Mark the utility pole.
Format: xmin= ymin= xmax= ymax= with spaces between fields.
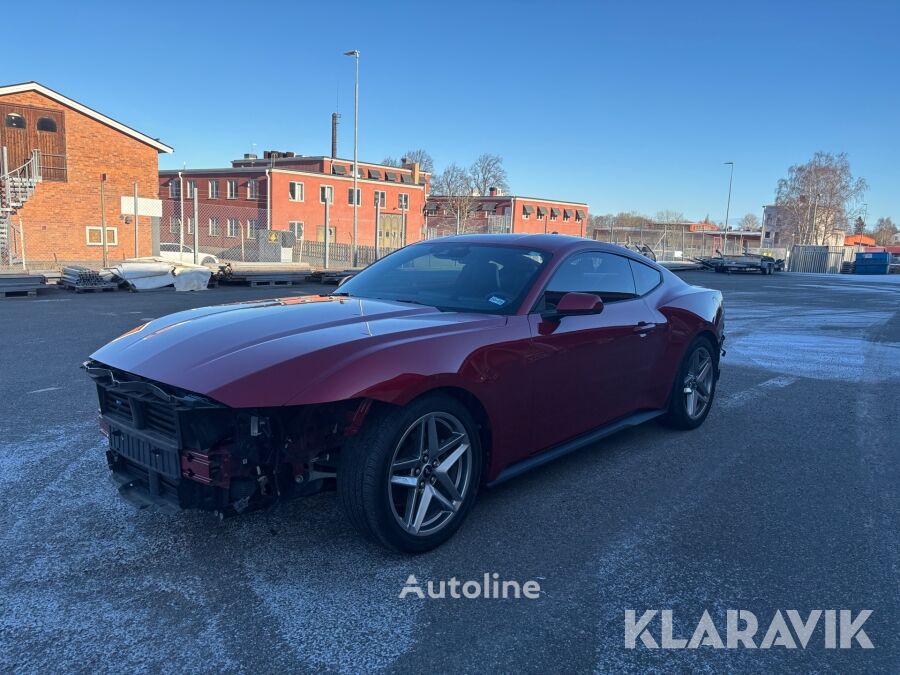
xmin=100 ymin=173 xmax=108 ymax=268
xmin=133 ymin=183 xmax=139 ymax=258
xmin=344 ymin=49 xmax=360 ymax=267
xmin=193 ymin=191 xmax=200 ymax=264
xmin=723 ymin=161 xmax=734 ymax=254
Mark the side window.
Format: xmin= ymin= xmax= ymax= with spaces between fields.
xmin=629 ymin=259 xmax=662 ymax=296
xmin=4 ymin=113 xmax=26 ymax=128
xmin=543 ymin=251 xmax=636 ymax=308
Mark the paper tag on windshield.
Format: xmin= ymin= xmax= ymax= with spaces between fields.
xmin=488 ymin=296 xmax=506 ymax=306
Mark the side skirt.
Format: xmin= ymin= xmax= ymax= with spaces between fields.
xmin=486 ymin=409 xmax=665 ymax=487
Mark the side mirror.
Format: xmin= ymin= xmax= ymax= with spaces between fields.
xmin=548 ymin=292 xmax=604 ymax=319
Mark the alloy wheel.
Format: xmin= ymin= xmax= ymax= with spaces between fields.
xmin=388 ymin=412 xmax=473 ymax=536
xmin=683 ymin=346 xmax=714 ymax=420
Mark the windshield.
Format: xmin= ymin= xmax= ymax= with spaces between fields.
xmin=335 ymin=242 xmax=551 ymax=314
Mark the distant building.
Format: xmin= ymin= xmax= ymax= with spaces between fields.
xmin=159 ymin=152 xmax=429 ymax=253
xmin=1 ymin=81 xmax=171 ymax=268
xmin=763 ymin=203 xmax=845 ymax=248
xmin=425 ymin=189 xmax=587 ymax=238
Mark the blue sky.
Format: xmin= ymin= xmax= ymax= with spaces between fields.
xmin=5 ymin=0 xmax=899 ymax=225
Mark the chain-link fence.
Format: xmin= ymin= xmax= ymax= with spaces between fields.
xmin=588 ymin=225 xmax=787 ymax=261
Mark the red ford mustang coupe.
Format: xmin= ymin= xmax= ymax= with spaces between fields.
xmin=86 ymin=235 xmax=724 ymax=552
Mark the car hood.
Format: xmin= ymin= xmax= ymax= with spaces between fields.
xmin=90 ymin=295 xmax=505 ymax=407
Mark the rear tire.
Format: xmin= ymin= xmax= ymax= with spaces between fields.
xmin=659 ymin=337 xmax=718 ymax=430
xmin=338 ymin=394 xmax=482 ymax=553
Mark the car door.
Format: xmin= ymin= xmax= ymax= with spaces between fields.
xmin=526 ymin=250 xmax=665 ymax=451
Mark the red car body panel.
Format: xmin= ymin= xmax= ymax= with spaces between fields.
xmin=90 ymin=235 xmax=723 ymax=483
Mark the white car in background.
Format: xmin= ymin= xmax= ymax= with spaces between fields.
xmin=158 ymin=243 xmax=219 ymax=266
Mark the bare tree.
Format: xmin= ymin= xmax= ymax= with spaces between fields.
xmin=381 ymin=157 xmax=400 ymax=167
xmin=469 ymin=154 xmax=510 ymax=196
xmin=775 ymin=152 xmax=867 ymax=246
xmin=873 ymin=216 xmax=897 ymax=246
xmin=401 ymin=149 xmax=434 ymax=173
xmin=431 ymin=163 xmax=479 ymax=234
xmin=738 ymin=213 xmax=761 ymax=231
xmin=654 ymin=210 xmax=685 ymax=224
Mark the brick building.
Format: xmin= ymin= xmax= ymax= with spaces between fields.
xmin=0 ymin=82 xmax=172 ymax=269
xmin=158 ymin=153 xmax=430 ymax=260
xmin=425 ymin=190 xmax=588 ymax=239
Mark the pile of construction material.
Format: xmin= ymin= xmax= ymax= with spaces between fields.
xmin=0 ymin=272 xmax=46 ymax=298
xmin=60 ymin=266 xmax=119 ymax=292
xmin=110 ymin=258 xmax=212 ymax=291
xmin=305 ymin=270 xmax=358 ymax=285
xmin=217 ymin=262 xmax=313 ymax=287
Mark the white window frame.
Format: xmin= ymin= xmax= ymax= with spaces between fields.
xmin=227 ymin=218 xmax=239 ymax=238
xmin=226 ymin=179 xmax=238 ymax=200
xmin=289 ymin=181 xmax=305 ymax=202
xmin=208 ymin=180 xmax=219 ymax=199
xmin=247 ymin=179 xmax=259 ymax=199
xmin=186 ymin=216 xmax=195 ymax=234
xmin=208 ymin=217 xmax=220 ymax=236
xmin=168 ymin=180 xmax=180 ymax=199
xmin=374 ymin=190 xmax=386 ymax=207
xmin=398 ymin=192 xmax=409 ymax=210
xmin=320 ymin=185 xmax=334 ymax=204
xmin=169 ymin=216 xmax=181 ymax=234
xmin=348 ymin=187 xmax=361 ymax=205
xmin=247 ymin=218 xmax=259 ymax=239
xmin=563 ymin=212 xmax=571 ymax=222
xmin=186 ymin=180 xmax=196 ymax=199
xmin=288 ymin=221 xmax=304 ymax=239
xmin=86 ymin=226 xmax=118 ymax=246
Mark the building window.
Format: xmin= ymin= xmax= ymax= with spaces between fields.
xmin=169 ymin=216 xmax=181 ymax=234
xmin=227 ymin=218 xmax=239 ymax=238
xmin=186 ymin=217 xmax=195 ymax=234
xmin=186 ymin=180 xmax=196 ymax=199
xmin=247 ymin=179 xmax=259 ymax=199
xmin=247 ymin=218 xmax=259 ymax=239
xmin=289 ymin=181 xmax=305 ymax=201
xmin=320 ymin=185 xmax=334 ymax=204
xmin=374 ymin=190 xmax=386 ymax=207
xmin=348 ymin=187 xmax=361 ymax=205
xmin=36 ymin=117 xmax=58 ymax=132
xmin=288 ymin=221 xmax=304 ymax=239
xmin=226 ymin=179 xmax=237 ymax=199
xmin=85 ymin=226 xmax=118 ymax=246
xmin=208 ymin=180 xmax=219 ymax=199
xmin=4 ymin=113 xmax=25 ymax=129
xmin=563 ymin=210 xmax=571 ymax=222
xmin=169 ymin=180 xmax=181 ymax=199
xmin=209 ymin=217 xmax=220 ymax=236
xmin=398 ymin=193 xmax=409 ymax=210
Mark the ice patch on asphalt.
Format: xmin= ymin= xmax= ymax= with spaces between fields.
xmin=724 ymin=304 xmax=899 ymax=383
xmin=0 ymin=422 xmax=425 ymax=673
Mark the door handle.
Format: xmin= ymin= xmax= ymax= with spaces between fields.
xmin=633 ymin=321 xmax=657 ymax=336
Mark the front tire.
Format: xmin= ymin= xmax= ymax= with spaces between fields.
xmin=338 ymin=394 xmax=482 ymax=553
xmin=660 ymin=337 xmax=718 ymax=430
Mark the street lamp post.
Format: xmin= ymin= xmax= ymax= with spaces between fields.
xmin=723 ymin=161 xmax=734 ymax=254
xmin=344 ymin=49 xmax=360 ymax=267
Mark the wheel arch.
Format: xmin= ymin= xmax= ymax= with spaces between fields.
xmin=360 ymin=385 xmax=494 ymax=485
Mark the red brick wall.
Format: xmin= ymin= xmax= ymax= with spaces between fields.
xmin=1 ymin=90 xmax=162 ymax=268
xmin=268 ymin=170 xmax=427 ymax=246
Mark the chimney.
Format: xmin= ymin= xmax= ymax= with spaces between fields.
xmin=411 ymin=162 xmax=420 ymax=186
xmin=331 ymin=112 xmax=340 ymax=158
xmin=489 ymin=186 xmax=498 ymax=197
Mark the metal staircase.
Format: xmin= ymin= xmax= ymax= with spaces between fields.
xmin=1 ymin=148 xmax=41 ymax=265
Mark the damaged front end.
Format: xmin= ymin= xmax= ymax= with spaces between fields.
xmin=84 ymin=360 xmax=357 ymax=517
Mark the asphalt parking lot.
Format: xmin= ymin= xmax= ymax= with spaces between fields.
xmin=1 ymin=272 xmax=898 ymax=674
